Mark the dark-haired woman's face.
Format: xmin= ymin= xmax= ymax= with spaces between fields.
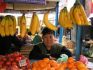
xmin=42 ymin=34 xmax=55 ymax=49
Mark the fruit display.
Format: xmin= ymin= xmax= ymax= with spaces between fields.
xmin=0 ymin=15 xmax=16 ymax=37
xmin=59 ymin=7 xmax=73 ymax=29
xmin=69 ymin=0 xmax=90 ymax=26
xmin=43 ymin=12 xmax=58 ymax=31
xmin=58 ymin=0 xmax=90 ymax=29
xmin=30 ymin=12 xmax=40 ymax=35
xmin=31 ymin=57 xmax=89 ymax=70
xmin=0 ymin=52 xmax=31 ymax=70
xmin=19 ymin=14 xmax=26 ymax=38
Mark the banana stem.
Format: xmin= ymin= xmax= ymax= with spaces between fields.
xmin=75 ymin=0 xmax=80 ymax=4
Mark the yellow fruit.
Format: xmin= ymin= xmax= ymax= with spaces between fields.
xmin=77 ymin=5 xmax=85 ymax=25
xmin=0 ymin=23 xmax=1 ymax=35
xmin=36 ymin=19 xmax=40 ymax=33
xmin=43 ymin=12 xmax=58 ymax=31
xmin=11 ymin=16 xmax=16 ymax=35
xmin=59 ymin=9 xmax=65 ymax=28
xmin=4 ymin=16 xmax=10 ymax=36
xmin=64 ymin=7 xmax=73 ymax=29
xmin=70 ymin=6 xmax=76 ymax=24
xmin=30 ymin=12 xmax=39 ymax=35
xmin=78 ymin=4 xmax=89 ymax=25
xmin=0 ymin=25 xmax=5 ymax=37
xmin=20 ymin=14 xmax=26 ymax=38
xmin=0 ymin=17 xmax=5 ymax=37
xmin=8 ymin=16 xmax=15 ymax=36
xmin=59 ymin=7 xmax=73 ymax=29
xmin=73 ymin=5 xmax=82 ymax=25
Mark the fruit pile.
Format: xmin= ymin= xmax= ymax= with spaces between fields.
xmin=31 ymin=57 xmax=88 ymax=70
xmin=0 ymin=52 xmax=31 ymax=70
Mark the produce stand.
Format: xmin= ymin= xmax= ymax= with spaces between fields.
xmin=0 ymin=0 xmax=93 ymax=70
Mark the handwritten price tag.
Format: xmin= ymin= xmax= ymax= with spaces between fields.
xmin=19 ymin=59 xmax=27 ymax=67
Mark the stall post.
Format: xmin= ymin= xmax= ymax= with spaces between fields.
xmin=59 ymin=28 xmax=64 ymax=43
xmin=75 ymin=0 xmax=85 ymax=60
xmin=55 ymin=2 xmax=59 ymax=36
xmin=75 ymin=26 xmax=82 ymax=60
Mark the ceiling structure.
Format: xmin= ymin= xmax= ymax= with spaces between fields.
xmin=4 ymin=0 xmax=59 ymax=13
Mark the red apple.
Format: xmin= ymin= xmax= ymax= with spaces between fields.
xmin=2 ymin=57 xmax=7 ymax=62
xmin=0 ymin=61 xmax=4 ymax=65
xmin=9 ymin=58 xmax=14 ymax=62
xmin=12 ymin=61 xmax=17 ymax=66
xmin=11 ymin=65 xmax=19 ymax=70
xmin=15 ymin=56 xmax=22 ymax=62
xmin=5 ymin=61 xmax=11 ymax=66
xmin=13 ymin=52 xmax=20 ymax=58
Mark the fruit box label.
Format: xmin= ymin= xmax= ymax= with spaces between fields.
xmin=19 ymin=59 xmax=27 ymax=67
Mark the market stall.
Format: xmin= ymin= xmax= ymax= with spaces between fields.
xmin=0 ymin=0 xmax=93 ymax=70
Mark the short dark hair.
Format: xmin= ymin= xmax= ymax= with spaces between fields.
xmin=42 ymin=27 xmax=55 ymax=36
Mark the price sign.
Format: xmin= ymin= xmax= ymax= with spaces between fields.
xmin=19 ymin=59 xmax=27 ymax=67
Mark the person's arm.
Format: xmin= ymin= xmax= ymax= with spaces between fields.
xmin=61 ymin=46 xmax=72 ymax=57
xmin=29 ymin=45 xmax=49 ymax=60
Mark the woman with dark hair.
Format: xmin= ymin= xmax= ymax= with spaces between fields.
xmin=29 ymin=27 xmax=72 ymax=60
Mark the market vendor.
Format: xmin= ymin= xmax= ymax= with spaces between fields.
xmin=29 ymin=27 xmax=72 ymax=60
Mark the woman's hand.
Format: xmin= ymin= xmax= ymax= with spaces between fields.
xmin=49 ymin=56 xmax=56 ymax=60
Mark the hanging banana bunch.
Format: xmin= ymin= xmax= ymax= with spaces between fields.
xmin=0 ymin=17 xmax=1 ymax=36
xmin=0 ymin=15 xmax=16 ymax=37
xmin=0 ymin=16 xmax=5 ymax=37
xmin=36 ymin=18 xmax=40 ymax=33
xmin=11 ymin=16 xmax=17 ymax=35
xmin=70 ymin=0 xmax=90 ymax=26
xmin=4 ymin=16 xmax=10 ymax=36
xmin=59 ymin=7 xmax=73 ymax=29
xmin=7 ymin=15 xmax=16 ymax=36
xmin=0 ymin=16 xmax=6 ymax=37
xmin=30 ymin=12 xmax=40 ymax=35
xmin=19 ymin=14 xmax=26 ymax=38
xmin=43 ymin=12 xmax=58 ymax=31
xmin=69 ymin=6 xmax=76 ymax=24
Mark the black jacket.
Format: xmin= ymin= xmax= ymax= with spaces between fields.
xmin=0 ymin=35 xmax=24 ymax=55
xmin=29 ymin=43 xmax=72 ymax=60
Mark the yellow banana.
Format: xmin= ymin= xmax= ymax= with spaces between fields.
xmin=30 ymin=13 xmax=39 ymax=35
xmin=77 ymin=5 xmax=85 ymax=25
xmin=78 ymin=4 xmax=89 ymax=25
xmin=0 ymin=17 xmax=5 ymax=37
xmin=70 ymin=6 xmax=76 ymax=24
xmin=0 ymin=17 xmax=3 ymax=36
xmin=4 ymin=16 xmax=10 ymax=36
xmin=73 ymin=5 xmax=82 ymax=25
xmin=8 ymin=16 xmax=15 ymax=36
xmin=59 ymin=7 xmax=73 ymax=29
xmin=64 ymin=7 xmax=73 ymax=29
xmin=36 ymin=18 xmax=40 ymax=33
xmin=43 ymin=12 xmax=58 ymax=31
xmin=20 ymin=14 xmax=26 ymax=38
xmin=0 ymin=19 xmax=1 ymax=35
xmin=0 ymin=25 xmax=5 ymax=37
xmin=11 ymin=16 xmax=16 ymax=35
xmin=58 ymin=9 xmax=65 ymax=28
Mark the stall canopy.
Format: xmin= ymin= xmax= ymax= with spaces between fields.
xmin=4 ymin=0 xmax=59 ymax=12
